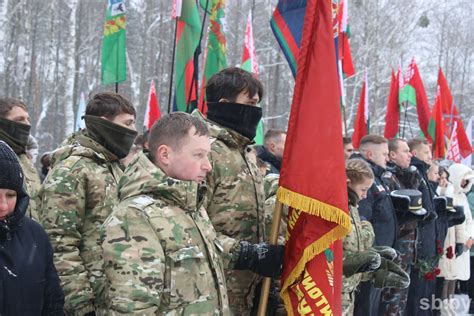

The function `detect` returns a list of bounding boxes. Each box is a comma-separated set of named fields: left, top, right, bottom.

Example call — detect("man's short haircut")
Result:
left=343, top=136, right=352, bottom=145
left=85, top=92, right=136, bottom=119
left=148, top=112, right=208, bottom=162
left=388, top=138, right=408, bottom=153
left=264, top=129, right=286, bottom=146
left=205, top=67, right=264, bottom=103
left=0, top=98, right=28, bottom=118
left=359, top=135, right=388, bottom=151
left=407, top=137, right=429, bottom=152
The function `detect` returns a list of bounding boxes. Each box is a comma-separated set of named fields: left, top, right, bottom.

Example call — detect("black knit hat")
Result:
left=0, top=140, right=24, bottom=193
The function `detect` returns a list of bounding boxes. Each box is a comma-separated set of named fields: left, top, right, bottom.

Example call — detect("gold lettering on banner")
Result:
left=292, top=270, right=333, bottom=316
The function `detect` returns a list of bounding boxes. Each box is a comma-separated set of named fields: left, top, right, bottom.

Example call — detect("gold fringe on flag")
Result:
left=277, top=186, right=351, bottom=231
left=281, top=225, right=350, bottom=316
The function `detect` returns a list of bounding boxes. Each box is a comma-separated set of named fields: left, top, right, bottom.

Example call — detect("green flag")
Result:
left=198, top=0, right=227, bottom=113
left=174, top=0, right=201, bottom=112
left=101, top=0, right=127, bottom=85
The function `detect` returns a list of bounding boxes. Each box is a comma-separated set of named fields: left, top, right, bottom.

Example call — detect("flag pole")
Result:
left=115, top=83, right=118, bottom=93
left=167, top=18, right=179, bottom=114
left=257, top=200, right=283, bottom=316
left=185, top=0, right=210, bottom=113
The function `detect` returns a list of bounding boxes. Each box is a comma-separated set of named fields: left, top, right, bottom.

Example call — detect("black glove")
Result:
left=234, top=241, right=284, bottom=278
left=84, top=312, right=96, bottom=316
left=455, top=243, right=465, bottom=257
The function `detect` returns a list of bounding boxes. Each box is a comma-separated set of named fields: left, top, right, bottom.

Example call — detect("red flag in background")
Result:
left=352, top=72, right=369, bottom=149
left=384, top=69, right=400, bottom=139
left=337, top=0, right=355, bottom=78
left=144, top=80, right=161, bottom=131
left=436, top=68, right=472, bottom=158
left=276, top=0, right=351, bottom=314
left=428, top=86, right=447, bottom=159
left=400, top=58, right=431, bottom=140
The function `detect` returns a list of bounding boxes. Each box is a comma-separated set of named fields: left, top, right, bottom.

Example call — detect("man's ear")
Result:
left=411, top=150, right=417, bottom=157
left=156, top=144, right=171, bottom=166
left=366, top=149, right=373, bottom=160
left=347, top=178, right=351, bottom=185
left=389, top=151, right=396, bottom=160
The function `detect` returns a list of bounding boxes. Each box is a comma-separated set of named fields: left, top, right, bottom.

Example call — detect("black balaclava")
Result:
left=206, top=102, right=262, bottom=140
left=0, top=117, right=31, bottom=154
left=84, top=115, right=138, bottom=160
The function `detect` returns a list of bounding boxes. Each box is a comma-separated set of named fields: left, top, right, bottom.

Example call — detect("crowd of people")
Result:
left=0, top=66, right=473, bottom=316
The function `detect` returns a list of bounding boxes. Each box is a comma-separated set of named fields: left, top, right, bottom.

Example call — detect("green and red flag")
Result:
left=143, top=80, right=161, bottom=131
left=399, top=58, right=431, bottom=140
left=198, top=0, right=227, bottom=114
left=241, top=10, right=264, bottom=145
left=101, top=0, right=127, bottom=85
left=428, top=85, right=446, bottom=159
left=384, top=68, right=401, bottom=139
left=173, top=0, right=201, bottom=112
left=276, top=0, right=351, bottom=314
left=436, top=68, right=472, bottom=158
left=352, top=72, right=369, bottom=149
left=336, top=0, right=355, bottom=78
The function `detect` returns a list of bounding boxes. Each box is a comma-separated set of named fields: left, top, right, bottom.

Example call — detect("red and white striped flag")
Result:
left=447, top=121, right=461, bottom=163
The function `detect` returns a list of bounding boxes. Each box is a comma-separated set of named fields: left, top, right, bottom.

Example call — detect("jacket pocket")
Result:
left=164, top=246, right=213, bottom=309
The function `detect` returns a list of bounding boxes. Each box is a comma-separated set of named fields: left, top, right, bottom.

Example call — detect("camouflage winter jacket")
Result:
left=18, top=153, right=41, bottom=220
left=263, top=173, right=287, bottom=245
left=101, top=152, right=229, bottom=315
left=194, top=111, right=266, bottom=311
left=343, top=189, right=375, bottom=296
left=39, top=133, right=123, bottom=316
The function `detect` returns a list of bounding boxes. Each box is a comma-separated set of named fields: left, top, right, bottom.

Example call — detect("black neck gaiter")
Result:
left=206, top=102, right=262, bottom=140
left=84, top=115, right=138, bottom=160
left=0, top=118, right=31, bottom=154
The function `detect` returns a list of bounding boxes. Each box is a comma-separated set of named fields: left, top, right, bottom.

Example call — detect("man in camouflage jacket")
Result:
left=0, top=98, right=41, bottom=220
left=39, top=93, right=137, bottom=315
left=195, top=67, right=284, bottom=314
left=101, top=113, right=230, bottom=314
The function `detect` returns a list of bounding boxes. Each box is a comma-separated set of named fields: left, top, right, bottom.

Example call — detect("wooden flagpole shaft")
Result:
left=257, top=200, right=283, bottom=316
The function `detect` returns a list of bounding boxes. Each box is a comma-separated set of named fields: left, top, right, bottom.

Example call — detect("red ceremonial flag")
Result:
left=352, top=72, right=369, bottom=149
left=447, top=121, right=461, bottom=163
left=437, top=68, right=472, bottom=158
left=384, top=69, right=400, bottom=139
left=144, top=80, right=161, bottom=131
left=428, top=86, right=447, bottom=159
left=277, top=0, right=351, bottom=314
left=400, top=58, right=431, bottom=140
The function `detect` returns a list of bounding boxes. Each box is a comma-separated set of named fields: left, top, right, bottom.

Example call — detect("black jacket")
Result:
left=410, top=157, right=437, bottom=260
left=256, top=145, right=281, bottom=174
left=358, top=160, right=398, bottom=247
left=0, top=192, right=64, bottom=315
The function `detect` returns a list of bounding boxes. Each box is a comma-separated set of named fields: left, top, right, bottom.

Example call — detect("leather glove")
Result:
left=234, top=241, right=284, bottom=278
left=372, top=246, right=398, bottom=261
left=84, top=312, right=96, bottom=316
left=455, top=243, right=465, bottom=257
left=374, top=258, right=410, bottom=289
left=343, top=250, right=381, bottom=277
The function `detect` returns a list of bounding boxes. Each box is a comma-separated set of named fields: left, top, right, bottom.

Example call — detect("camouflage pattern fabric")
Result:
left=101, top=152, right=229, bottom=315
left=193, top=110, right=266, bottom=314
left=18, top=153, right=41, bottom=221
left=342, top=199, right=376, bottom=315
left=39, top=133, right=123, bottom=315
left=263, top=173, right=287, bottom=245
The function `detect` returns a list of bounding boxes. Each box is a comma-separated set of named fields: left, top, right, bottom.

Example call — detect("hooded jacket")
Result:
left=193, top=110, right=265, bottom=311
left=101, top=153, right=229, bottom=315
left=438, top=164, right=474, bottom=281
left=38, top=133, right=123, bottom=315
left=0, top=190, right=64, bottom=315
